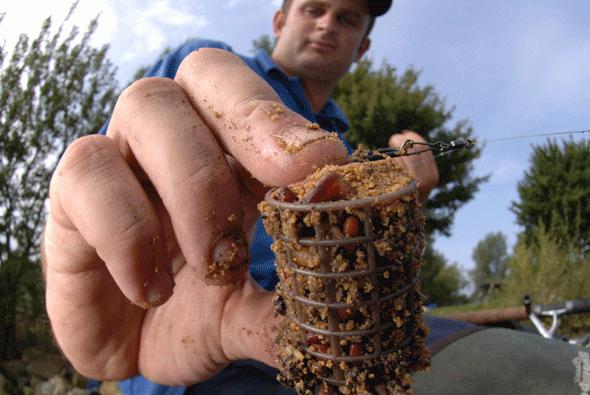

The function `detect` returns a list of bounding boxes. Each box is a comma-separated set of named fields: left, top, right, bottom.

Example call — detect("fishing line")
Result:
left=481, top=129, right=588, bottom=144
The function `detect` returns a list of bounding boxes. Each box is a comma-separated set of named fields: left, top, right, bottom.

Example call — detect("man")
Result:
left=43, top=1, right=439, bottom=393
left=42, top=1, right=586, bottom=394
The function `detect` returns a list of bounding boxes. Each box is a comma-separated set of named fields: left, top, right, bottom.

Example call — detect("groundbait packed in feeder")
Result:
left=259, top=156, right=430, bottom=395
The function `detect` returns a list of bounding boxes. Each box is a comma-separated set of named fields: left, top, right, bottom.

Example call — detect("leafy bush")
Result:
left=491, top=225, right=590, bottom=337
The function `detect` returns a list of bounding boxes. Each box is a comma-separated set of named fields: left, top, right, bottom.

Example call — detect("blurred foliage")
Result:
left=0, top=3, right=118, bottom=360
left=490, top=225, right=590, bottom=337
left=504, top=138, right=590, bottom=337
left=251, top=34, right=274, bottom=55
left=470, top=232, right=509, bottom=302
left=512, top=139, right=590, bottom=252
left=420, top=239, right=469, bottom=306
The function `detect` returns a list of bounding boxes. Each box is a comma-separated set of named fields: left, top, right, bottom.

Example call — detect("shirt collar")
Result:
left=254, top=50, right=350, bottom=133
left=255, top=49, right=280, bottom=75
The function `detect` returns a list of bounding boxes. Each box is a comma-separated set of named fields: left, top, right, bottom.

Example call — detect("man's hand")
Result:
left=43, top=48, right=347, bottom=385
left=389, top=130, right=439, bottom=202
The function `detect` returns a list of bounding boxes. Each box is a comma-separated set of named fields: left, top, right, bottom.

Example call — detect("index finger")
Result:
left=174, top=48, right=348, bottom=186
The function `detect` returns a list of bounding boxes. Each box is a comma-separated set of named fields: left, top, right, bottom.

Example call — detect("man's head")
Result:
left=280, top=0, right=391, bottom=37
left=272, top=0, right=392, bottom=86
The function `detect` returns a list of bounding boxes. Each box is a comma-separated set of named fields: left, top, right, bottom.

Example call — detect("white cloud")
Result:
left=1, top=0, right=211, bottom=83
left=118, top=0, right=207, bottom=62
left=1, top=1, right=116, bottom=52
left=140, top=0, right=203, bottom=27
left=223, top=0, right=281, bottom=10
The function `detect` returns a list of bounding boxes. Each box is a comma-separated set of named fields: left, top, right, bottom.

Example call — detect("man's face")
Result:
left=272, top=0, right=371, bottom=83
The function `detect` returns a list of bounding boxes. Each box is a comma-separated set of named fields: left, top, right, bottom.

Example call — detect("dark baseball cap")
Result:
left=367, top=0, right=393, bottom=17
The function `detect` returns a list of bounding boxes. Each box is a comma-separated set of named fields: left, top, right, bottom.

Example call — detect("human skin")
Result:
left=42, top=0, right=438, bottom=387
left=390, top=131, right=440, bottom=202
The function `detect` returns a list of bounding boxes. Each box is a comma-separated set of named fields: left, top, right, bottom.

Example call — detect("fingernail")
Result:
left=207, top=235, right=249, bottom=284
left=274, top=126, right=340, bottom=154
left=145, top=270, right=175, bottom=307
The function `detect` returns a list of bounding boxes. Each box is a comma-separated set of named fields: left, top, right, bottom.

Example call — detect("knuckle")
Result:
left=233, top=98, right=261, bottom=120
left=116, top=77, right=183, bottom=114
left=233, top=98, right=276, bottom=121
left=177, top=48, right=241, bottom=78
left=185, top=161, right=233, bottom=195
left=114, top=206, right=153, bottom=246
left=57, top=135, right=116, bottom=181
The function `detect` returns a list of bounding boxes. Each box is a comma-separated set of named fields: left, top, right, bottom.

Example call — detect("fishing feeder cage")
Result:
left=262, top=179, right=430, bottom=393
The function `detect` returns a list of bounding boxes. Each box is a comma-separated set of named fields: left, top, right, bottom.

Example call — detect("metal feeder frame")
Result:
left=265, top=180, right=423, bottom=387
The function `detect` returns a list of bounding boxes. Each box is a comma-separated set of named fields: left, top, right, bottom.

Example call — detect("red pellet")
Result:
left=343, top=216, right=360, bottom=237
left=350, top=343, right=362, bottom=357
left=303, top=174, right=343, bottom=203
left=312, top=343, right=329, bottom=353
left=307, top=333, right=321, bottom=345
left=276, top=187, right=297, bottom=202
left=338, top=308, right=352, bottom=321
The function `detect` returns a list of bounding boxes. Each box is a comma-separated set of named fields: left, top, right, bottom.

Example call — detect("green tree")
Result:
left=251, top=34, right=274, bottom=55
left=0, top=6, right=118, bottom=360
left=332, top=60, right=486, bottom=237
left=470, top=232, right=509, bottom=302
left=421, top=242, right=468, bottom=306
left=512, top=139, right=590, bottom=252
left=491, top=225, right=590, bottom=336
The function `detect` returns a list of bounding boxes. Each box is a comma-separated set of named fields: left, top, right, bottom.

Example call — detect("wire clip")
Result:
left=364, top=138, right=475, bottom=161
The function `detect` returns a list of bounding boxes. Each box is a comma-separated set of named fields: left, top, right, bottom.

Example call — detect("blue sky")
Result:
left=2, top=0, right=589, bottom=279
